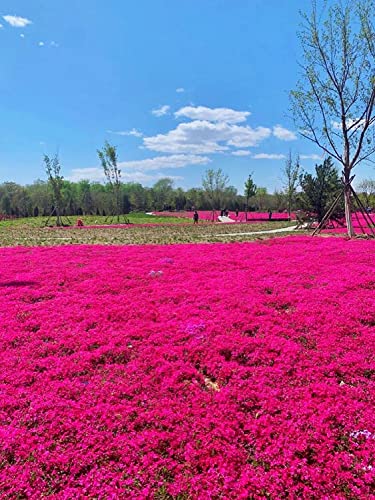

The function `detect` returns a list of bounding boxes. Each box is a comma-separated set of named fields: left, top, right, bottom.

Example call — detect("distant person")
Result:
left=235, top=208, right=239, bottom=217
left=193, top=210, right=199, bottom=224
left=268, top=209, right=272, bottom=220
left=220, top=209, right=224, bottom=217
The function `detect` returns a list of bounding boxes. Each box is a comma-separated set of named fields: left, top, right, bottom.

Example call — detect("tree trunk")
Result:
left=344, top=171, right=354, bottom=238
left=56, top=205, right=62, bottom=227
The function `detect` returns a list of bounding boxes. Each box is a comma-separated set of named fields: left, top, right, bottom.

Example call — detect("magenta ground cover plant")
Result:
left=153, top=211, right=293, bottom=222
left=0, top=236, right=374, bottom=498
left=321, top=213, right=375, bottom=235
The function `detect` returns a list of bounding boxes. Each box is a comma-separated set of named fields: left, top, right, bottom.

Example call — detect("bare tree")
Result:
left=291, top=0, right=375, bottom=236
left=282, top=152, right=300, bottom=219
left=97, top=141, right=122, bottom=222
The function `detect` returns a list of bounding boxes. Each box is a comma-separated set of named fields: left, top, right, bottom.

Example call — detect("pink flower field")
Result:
left=153, top=211, right=292, bottom=223
left=0, top=237, right=374, bottom=499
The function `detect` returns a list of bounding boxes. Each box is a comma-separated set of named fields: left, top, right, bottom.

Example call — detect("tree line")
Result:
left=0, top=152, right=374, bottom=220
left=0, top=176, right=284, bottom=218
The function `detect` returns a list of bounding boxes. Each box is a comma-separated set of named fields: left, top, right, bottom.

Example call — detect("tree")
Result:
left=290, top=0, right=375, bottom=237
left=44, top=153, right=65, bottom=226
left=185, top=188, right=205, bottom=210
left=125, top=183, right=148, bottom=211
left=282, top=152, right=300, bottom=219
left=173, top=187, right=187, bottom=211
left=97, top=141, right=122, bottom=221
left=244, top=174, right=257, bottom=220
left=28, top=180, right=52, bottom=216
left=273, top=190, right=286, bottom=212
left=299, top=157, right=342, bottom=222
left=357, top=179, right=375, bottom=208
left=254, top=187, right=268, bottom=211
left=152, top=178, right=174, bottom=210
left=78, top=180, right=93, bottom=214
left=202, top=169, right=230, bottom=211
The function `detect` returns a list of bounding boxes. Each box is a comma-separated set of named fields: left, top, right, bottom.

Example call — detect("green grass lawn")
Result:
left=0, top=213, right=190, bottom=228
left=0, top=214, right=297, bottom=246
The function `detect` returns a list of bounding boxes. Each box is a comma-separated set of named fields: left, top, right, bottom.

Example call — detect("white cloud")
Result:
left=300, top=154, right=323, bottom=160
left=107, top=128, right=143, bottom=138
left=176, top=87, right=185, bottom=93
left=38, top=41, right=45, bottom=47
left=144, top=120, right=271, bottom=154
left=0, top=24, right=3, bottom=29
left=68, top=154, right=207, bottom=183
left=118, top=154, right=210, bottom=171
left=332, top=118, right=371, bottom=131
left=50, top=41, right=59, bottom=47
left=152, top=105, right=170, bottom=117
left=68, top=168, right=183, bottom=184
left=232, top=150, right=251, bottom=156
left=273, top=125, right=297, bottom=141
left=68, top=168, right=105, bottom=182
left=227, top=125, right=271, bottom=148
left=3, top=15, right=32, bottom=28
left=175, top=105, right=251, bottom=124
left=20, top=33, right=25, bottom=38
left=121, top=172, right=183, bottom=183
left=253, top=153, right=287, bottom=160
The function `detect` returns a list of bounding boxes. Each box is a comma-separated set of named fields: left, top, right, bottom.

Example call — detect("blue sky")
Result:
left=0, top=0, right=370, bottom=193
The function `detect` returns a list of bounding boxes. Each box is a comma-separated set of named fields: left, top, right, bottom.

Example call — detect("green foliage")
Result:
left=357, top=179, right=375, bottom=208
left=202, top=168, right=232, bottom=209
left=299, top=157, right=343, bottom=221
left=151, top=178, right=175, bottom=210
left=244, top=174, right=257, bottom=202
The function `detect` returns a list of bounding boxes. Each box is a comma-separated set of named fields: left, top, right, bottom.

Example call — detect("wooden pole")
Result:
left=349, top=185, right=375, bottom=237
left=312, top=187, right=345, bottom=236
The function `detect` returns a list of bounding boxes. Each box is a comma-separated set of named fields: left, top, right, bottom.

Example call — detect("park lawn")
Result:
left=0, top=236, right=374, bottom=498
left=0, top=218, right=296, bottom=246
left=0, top=213, right=191, bottom=228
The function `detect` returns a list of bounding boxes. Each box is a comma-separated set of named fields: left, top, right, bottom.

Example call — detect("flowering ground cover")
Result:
left=320, top=213, right=375, bottom=236
left=0, top=236, right=374, bottom=498
left=153, top=211, right=293, bottom=222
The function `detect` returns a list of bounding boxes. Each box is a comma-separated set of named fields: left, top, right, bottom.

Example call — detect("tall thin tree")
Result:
left=97, top=141, right=122, bottom=222
left=244, top=174, right=257, bottom=221
left=282, top=152, right=300, bottom=220
left=44, top=153, right=65, bottom=226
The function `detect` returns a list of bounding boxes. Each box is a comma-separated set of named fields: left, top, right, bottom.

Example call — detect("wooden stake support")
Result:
left=312, top=174, right=375, bottom=237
